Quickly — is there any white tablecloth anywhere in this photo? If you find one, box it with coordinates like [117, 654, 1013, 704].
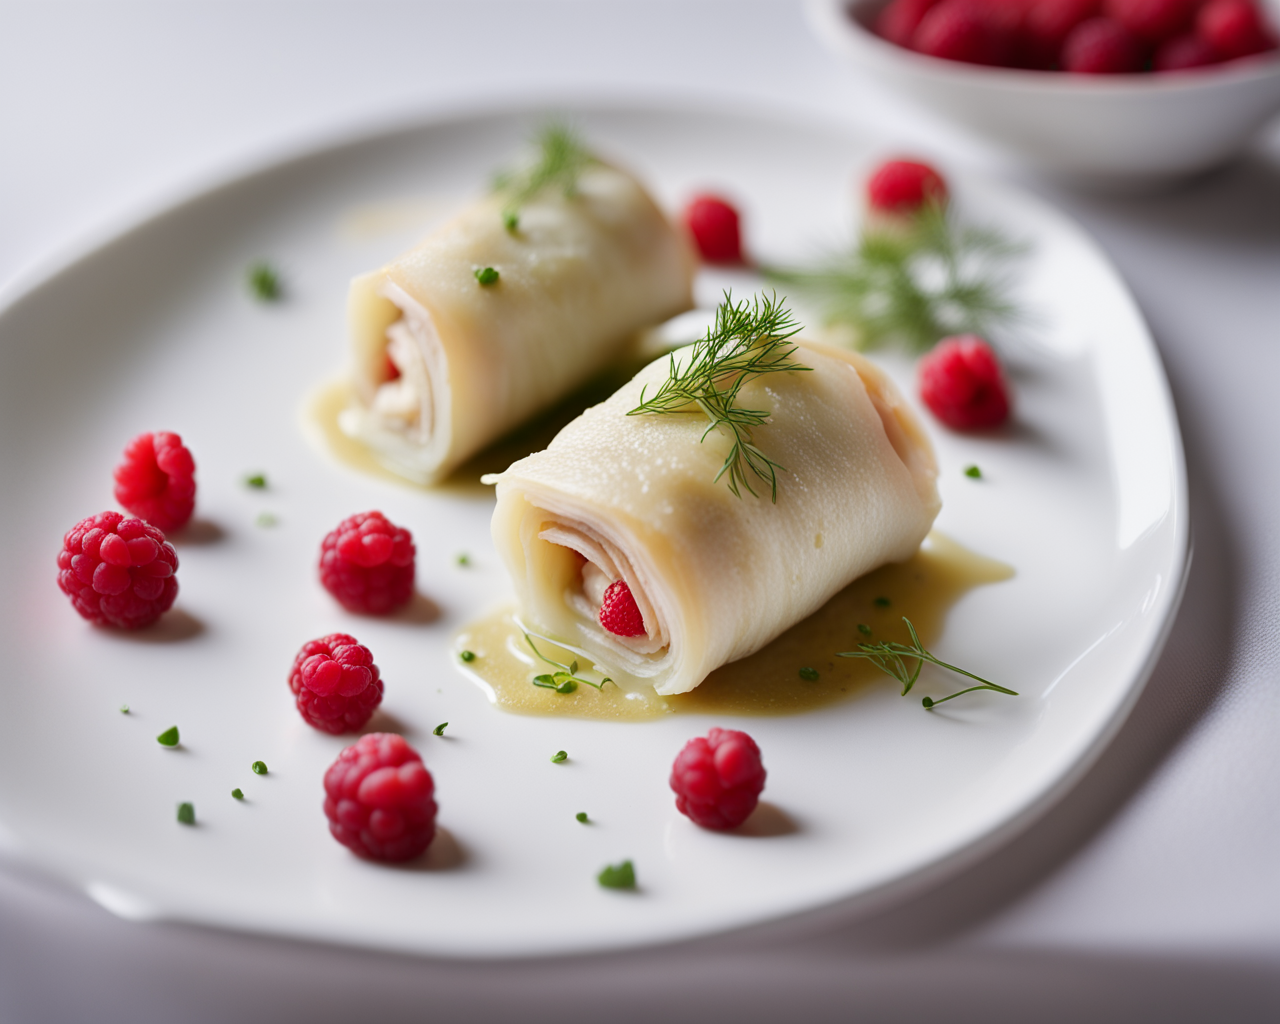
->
[2, 2, 1278, 1020]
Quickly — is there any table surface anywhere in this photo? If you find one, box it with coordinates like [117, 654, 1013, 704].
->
[2, 2, 1278, 1021]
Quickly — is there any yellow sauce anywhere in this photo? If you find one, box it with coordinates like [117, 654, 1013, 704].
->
[455, 533, 1012, 721]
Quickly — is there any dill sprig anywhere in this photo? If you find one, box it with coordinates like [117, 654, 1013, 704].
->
[493, 123, 593, 230]
[838, 616, 1018, 708]
[765, 203, 1023, 353]
[627, 291, 809, 502]
[523, 632, 613, 694]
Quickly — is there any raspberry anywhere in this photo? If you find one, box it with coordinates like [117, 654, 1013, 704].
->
[1198, 0, 1278, 59]
[876, 0, 942, 46]
[1062, 16, 1146, 71]
[324, 733, 437, 862]
[684, 195, 743, 264]
[670, 728, 767, 831]
[1023, 0, 1102, 66]
[911, 0, 1012, 65]
[1154, 32, 1220, 68]
[318, 511, 415, 615]
[112, 432, 196, 533]
[918, 335, 1011, 429]
[599, 579, 646, 637]
[288, 633, 384, 734]
[866, 159, 949, 214]
[1105, 0, 1197, 41]
[57, 511, 178, 629]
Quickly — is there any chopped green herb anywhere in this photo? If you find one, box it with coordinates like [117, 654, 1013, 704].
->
[474, 266, 500, 286]
[231, 788, 244, 800]
[857, 623, 872, 636]
[597, 860, 636, 890]
[503, 210, 520, 232]
[245, 473, 267, 489]
[799, 667, 820, 681]
[251, 761, 268, 775]
[459, 650, 477, 663]
[119, 704, 130, 714]
[156, 726, 180, 747]
[838, 616, 1019, 707]
[576, 812, 589, 824]
[964, 464, 982, 479]
[524, 632, 614, 692]
[874, 597, 891, 608]
[764, 203, 1023, 353]
[551, 750, 568, 764]
[176, 802, 195, 825]
[247, 262, 281, 302]
[628, 291, 808, 502]
[433, 722, 448, 736]
[256, 512, 278, 527]
[456, 553, 471, 567]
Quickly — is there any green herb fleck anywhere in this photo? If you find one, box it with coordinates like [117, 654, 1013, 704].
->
[176, 802, 195, 825]
[551, 750, 568, 764]
[628, 291, 809, 502]
[231, 788, 244, 800]
[119, 704, 130, 714]
[456, 553, 471, 567]
[433, 722, 448, 736]
[597, 860, 636, 890]
[838, 616, 1019, 707]
[857, 623, 872, 636]
[247, 262, 281, 302]
[763, 203, 1024, 353]
[494, 123, 592, 227]
[251, 761, 268, 775]
[256, 512, 278, 527]
[799, 667, 820, 681]
[576, 812, 589, 824]
[245, 473, 267, 488]
[964, 464, 983, 479]
[459, 650, 477, 663]
[524, 632, 614, 692]
[874, 597, 891, 608]
[474, 266, 500, 286]
[157, 726, 180, 747]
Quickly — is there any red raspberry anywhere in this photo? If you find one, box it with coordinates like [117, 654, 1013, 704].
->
[918, 335, 1011, 429]
[1062, 16, 1146, 71]
[670, 728, 767, 831]
[599, 579, 646, 637]
[112, 432, 196, 533]
[876, 0, 942, 46]
[318, 511, 415, 615]
[911, 0, 1012, 65]
[1105, 0, 1197, 41]
[57, 511, 178, 629]
[288, 633, 384, 734]
[684, 195, 743, 264]
[1198, 0, 1278, 59]
[324, 733, 436, 862]
[1154, 31, 1221, 68]
[1023, 0, 1101, 66]
[866, 159, 949, 214]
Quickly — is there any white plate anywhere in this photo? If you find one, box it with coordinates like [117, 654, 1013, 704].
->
[0, 105, 1186, 957]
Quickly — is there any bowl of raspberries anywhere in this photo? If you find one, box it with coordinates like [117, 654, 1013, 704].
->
[808, 0, 1280, 184]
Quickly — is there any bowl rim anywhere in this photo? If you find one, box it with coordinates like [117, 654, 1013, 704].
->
[808, 0, 1280, 95]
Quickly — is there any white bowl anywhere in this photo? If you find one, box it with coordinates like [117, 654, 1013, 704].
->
[807, 0, 1280, 186]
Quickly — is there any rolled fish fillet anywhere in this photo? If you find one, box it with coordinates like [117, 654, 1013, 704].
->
[489, 340, 941, 696]
[341, 162, 695, 484]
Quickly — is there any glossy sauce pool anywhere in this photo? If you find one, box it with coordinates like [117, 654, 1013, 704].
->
[455, 533, 1012, 721]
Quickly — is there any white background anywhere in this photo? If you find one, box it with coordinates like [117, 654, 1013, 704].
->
[1, 2, 1278, 1020]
